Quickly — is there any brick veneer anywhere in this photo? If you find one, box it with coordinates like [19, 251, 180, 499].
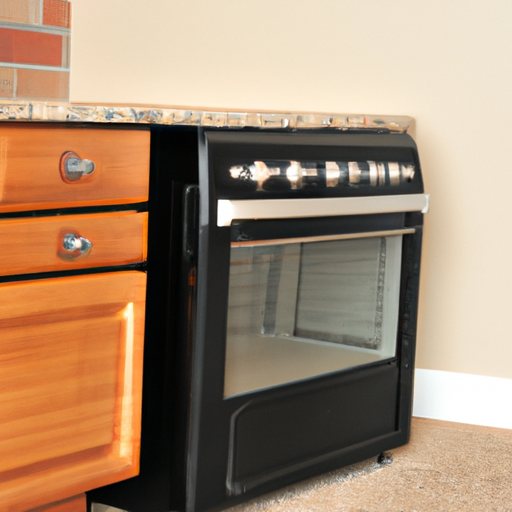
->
[0, 0, 70, 101]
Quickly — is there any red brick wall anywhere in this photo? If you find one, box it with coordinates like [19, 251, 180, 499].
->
[0, 0, 70, 101]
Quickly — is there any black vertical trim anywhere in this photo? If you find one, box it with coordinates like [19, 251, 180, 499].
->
[396, 224, 423, 438]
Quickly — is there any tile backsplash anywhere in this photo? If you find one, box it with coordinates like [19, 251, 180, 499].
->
[0, 0, 70, 101]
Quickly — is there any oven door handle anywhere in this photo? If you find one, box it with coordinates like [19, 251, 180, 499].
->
[217, 193, 429, 227]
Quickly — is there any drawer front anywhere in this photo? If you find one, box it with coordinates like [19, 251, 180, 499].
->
[27, 495, 87, 512]
[0, 211, 148, 276]
[0, 272, 145, 512]
[0, 126, 149, 212]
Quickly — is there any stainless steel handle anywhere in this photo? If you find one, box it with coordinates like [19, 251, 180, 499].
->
[217, 194, 430, 227]
[59, 233, 93, 259]
[60, 151, 95, 182]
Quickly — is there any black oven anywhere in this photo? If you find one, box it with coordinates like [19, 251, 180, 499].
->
[89, 128, 428, 512]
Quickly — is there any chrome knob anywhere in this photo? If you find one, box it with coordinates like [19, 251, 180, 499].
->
[59, 233, 92, 259]
[60, 151, 95, 182]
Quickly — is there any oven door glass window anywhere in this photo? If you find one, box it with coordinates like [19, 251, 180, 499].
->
[224, 235, 403, 398]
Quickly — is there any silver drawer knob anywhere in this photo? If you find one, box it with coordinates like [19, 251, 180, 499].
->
[60, 151, 96, 182]
[59, 233, 93, 259]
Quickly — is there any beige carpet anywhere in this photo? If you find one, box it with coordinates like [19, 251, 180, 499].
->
[93, 418, 512, 512]
[227, 418, 512, 512]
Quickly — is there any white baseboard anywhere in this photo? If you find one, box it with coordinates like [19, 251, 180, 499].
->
[413, 368, 512, 430]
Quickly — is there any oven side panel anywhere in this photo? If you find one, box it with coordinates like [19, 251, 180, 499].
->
[87, 127, 200, 512]
[397, 216, 424, 440]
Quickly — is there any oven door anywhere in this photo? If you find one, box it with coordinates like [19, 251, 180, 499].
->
[186, 131, 424, 512]
[223, 221, 408, 399]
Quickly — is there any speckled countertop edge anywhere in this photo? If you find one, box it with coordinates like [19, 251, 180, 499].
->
[0, 101, 411, 132]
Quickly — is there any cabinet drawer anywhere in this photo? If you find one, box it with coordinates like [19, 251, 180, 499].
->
[0, 126, 149, 212]
[0, 272, 146, 512]
[27, 495, 87, 512]
[0, 211, 148, 276]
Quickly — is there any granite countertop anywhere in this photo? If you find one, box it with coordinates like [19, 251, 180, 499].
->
[0, 101, 410, 132]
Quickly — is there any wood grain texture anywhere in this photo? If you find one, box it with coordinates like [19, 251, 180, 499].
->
[0, 126, 149, 212]
[28, 494, 86, 512]
[0, 211, 148, 276]
[0, 272, 146, 512]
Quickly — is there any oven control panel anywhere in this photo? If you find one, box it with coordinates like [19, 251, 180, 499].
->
[227, 159, 416, 192]
[207, 131, 424, 199]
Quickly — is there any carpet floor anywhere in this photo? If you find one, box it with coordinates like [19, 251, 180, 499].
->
[227, 418, 512, 512]
[93, 418, 512, 512]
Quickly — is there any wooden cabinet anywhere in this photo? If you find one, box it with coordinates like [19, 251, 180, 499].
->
[27, 495, 87, 512]
[0, 125, 150, 212]
[0, 211, 148, 276]
[0, 273, 146, 512]
[0, 125, 150, 512]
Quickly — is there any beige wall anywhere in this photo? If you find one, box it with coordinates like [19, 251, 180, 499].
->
[71, 0, 512, 380]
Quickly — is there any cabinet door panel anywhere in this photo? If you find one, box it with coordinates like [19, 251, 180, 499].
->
[0, 211, 148, 276]
[0, 126, 149, 212]
[0, 272, 146, 512]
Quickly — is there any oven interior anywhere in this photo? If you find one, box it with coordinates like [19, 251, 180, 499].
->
[225, 233, 403, 398]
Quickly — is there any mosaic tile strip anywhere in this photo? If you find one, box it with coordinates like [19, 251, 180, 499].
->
[0, 101, 411, 132]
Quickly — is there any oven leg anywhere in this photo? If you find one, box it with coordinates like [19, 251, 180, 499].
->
[377, 452, 394, 465]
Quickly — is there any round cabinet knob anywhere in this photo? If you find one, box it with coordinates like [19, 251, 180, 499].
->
[58, 233, 93, 260]
[60, 151, 96, 183]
